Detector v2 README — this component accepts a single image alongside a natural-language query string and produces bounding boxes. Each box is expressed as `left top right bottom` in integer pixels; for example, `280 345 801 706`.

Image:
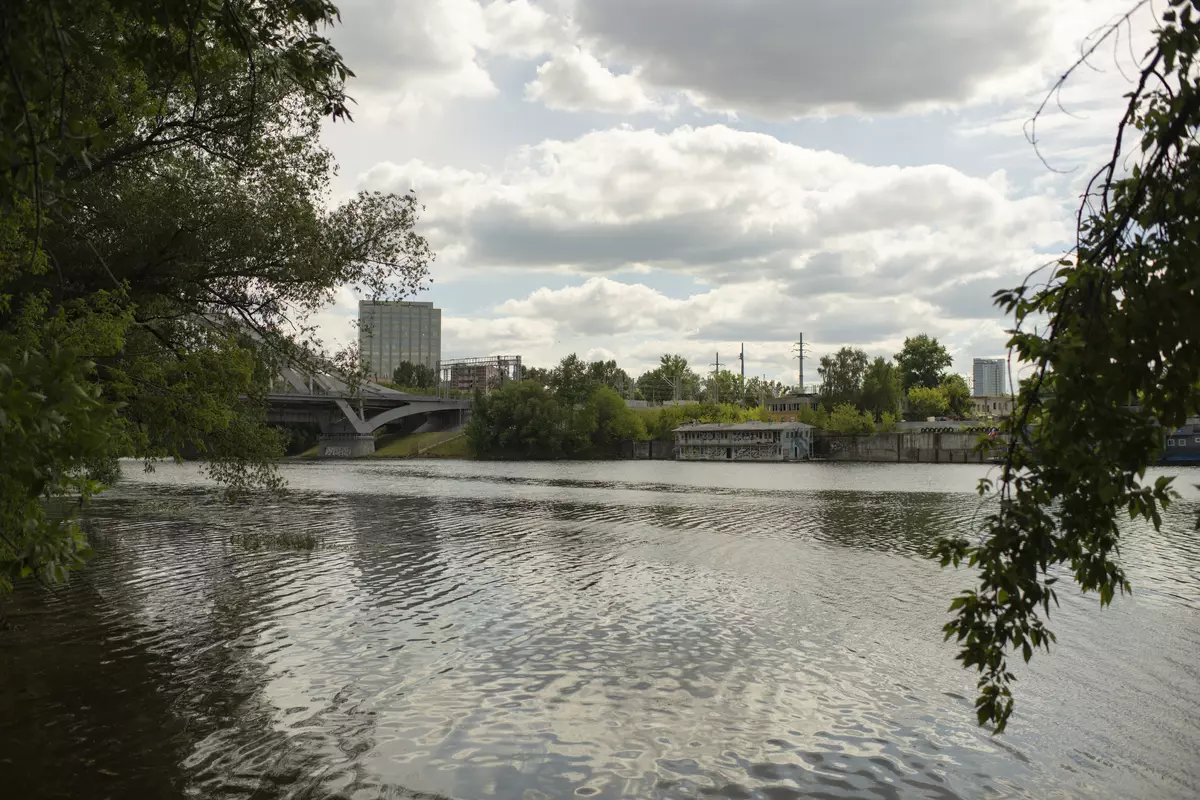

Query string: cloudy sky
314 0 1157 387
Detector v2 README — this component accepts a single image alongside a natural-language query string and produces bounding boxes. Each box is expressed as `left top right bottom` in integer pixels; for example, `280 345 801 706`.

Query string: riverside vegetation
464 348 959 460
0 1 433 596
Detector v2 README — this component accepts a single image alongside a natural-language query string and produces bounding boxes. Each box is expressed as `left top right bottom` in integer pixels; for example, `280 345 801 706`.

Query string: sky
310 0 1159 388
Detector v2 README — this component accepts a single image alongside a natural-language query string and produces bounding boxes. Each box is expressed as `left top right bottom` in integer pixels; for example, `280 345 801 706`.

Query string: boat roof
674 421 813 432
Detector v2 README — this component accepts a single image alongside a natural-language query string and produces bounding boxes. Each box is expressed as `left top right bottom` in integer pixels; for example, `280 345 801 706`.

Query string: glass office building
358 300 442 381
972 358 1006 397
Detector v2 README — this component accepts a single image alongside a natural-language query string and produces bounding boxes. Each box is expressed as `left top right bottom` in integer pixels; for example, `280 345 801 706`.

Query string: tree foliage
860 356 904 420
895 334 953 390
934 1 1200 732
587 359 633 394
825 403 875 435
817 347 869 409
905 386 950 421
939 373 972 418
549 353 592 407
638 402 770 441
744 376 788 407
467 380 647 457
521 365 552 388
706 368 744 404
467 381 576 459
635 353 701 401
1 1 433 596
392 361 436 390
589 386 646 447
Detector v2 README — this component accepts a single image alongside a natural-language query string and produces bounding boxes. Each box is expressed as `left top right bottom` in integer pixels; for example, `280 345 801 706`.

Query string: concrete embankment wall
816 431 1005 463
616 432 1006 462
619 440 676 460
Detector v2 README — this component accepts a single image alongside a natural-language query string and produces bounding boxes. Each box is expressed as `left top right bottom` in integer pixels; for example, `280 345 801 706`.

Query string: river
1 460 1198 799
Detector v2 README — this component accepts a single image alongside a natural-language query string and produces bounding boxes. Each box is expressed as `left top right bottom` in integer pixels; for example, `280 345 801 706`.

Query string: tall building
972 358 1006 397
358 300 441 382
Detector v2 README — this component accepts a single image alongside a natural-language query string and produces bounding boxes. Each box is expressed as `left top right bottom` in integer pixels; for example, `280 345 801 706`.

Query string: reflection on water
1 461 1198 799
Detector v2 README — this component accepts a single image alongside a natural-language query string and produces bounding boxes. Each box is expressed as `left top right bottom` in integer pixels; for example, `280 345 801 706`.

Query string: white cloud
525 48 665 114
331 0 497 122
442 315 558 360
482 0 570 58
359 124 1069 288
498 277 683 334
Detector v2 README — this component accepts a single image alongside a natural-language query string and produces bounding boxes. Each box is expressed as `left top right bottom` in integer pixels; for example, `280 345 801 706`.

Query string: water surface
2 460 1198 799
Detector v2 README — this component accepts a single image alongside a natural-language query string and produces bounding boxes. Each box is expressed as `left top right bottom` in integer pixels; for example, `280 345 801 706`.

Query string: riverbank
294 430 469 459
295 429 1005 463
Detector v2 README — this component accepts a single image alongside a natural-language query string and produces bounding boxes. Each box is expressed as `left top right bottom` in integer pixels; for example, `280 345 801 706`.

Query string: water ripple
0 460 1196 799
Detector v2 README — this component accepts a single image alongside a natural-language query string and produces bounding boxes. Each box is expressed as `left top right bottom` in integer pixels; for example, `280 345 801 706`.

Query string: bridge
267 365 470 457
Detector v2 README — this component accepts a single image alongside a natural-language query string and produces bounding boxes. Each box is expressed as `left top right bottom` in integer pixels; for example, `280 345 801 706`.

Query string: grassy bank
372 430 460 457
290 430 469 460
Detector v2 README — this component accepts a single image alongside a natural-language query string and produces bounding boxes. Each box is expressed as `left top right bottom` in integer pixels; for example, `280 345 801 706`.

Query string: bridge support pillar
317 433 375 458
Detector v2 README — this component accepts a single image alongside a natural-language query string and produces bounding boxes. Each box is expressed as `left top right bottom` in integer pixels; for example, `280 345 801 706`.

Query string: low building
764 393 820 422
674 421 813 462
970 395 1015 419
766 393 819 413
1162 416 1200 463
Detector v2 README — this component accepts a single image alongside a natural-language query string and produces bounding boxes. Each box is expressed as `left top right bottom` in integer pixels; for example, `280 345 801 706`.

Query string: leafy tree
522 366 552 387
549 353 593 407
467 381 572 459
660 353 690 381
586 359 633 394
638 402 769 441
744 376 788 407
895 334 953 390
817 347 869 408
706 369 744 404
935 2 1200 732
826 403 875 435
392 361 436 389
940 373 972 418
636 354 701 401
878 411 899 432
795 405 830 429
1 1 431 596
905 386 949 421
1 0 353 214
588 387 646 449
860 357 904 420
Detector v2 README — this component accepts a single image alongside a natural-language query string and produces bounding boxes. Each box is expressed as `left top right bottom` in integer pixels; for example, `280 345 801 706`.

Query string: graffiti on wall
677 445 784 461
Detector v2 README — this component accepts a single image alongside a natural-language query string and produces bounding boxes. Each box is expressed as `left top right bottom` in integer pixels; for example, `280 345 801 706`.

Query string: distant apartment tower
358 300 441 382
972 358 1007 397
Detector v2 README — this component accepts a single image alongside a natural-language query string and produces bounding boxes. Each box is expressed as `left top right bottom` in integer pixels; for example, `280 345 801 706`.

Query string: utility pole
792 333 811 393
711 352 721 404
663 375 680 404
737 343 745 404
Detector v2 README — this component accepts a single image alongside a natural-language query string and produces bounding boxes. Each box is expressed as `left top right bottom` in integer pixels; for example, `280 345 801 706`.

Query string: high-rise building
972 358 1006 397
358 300 441 382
